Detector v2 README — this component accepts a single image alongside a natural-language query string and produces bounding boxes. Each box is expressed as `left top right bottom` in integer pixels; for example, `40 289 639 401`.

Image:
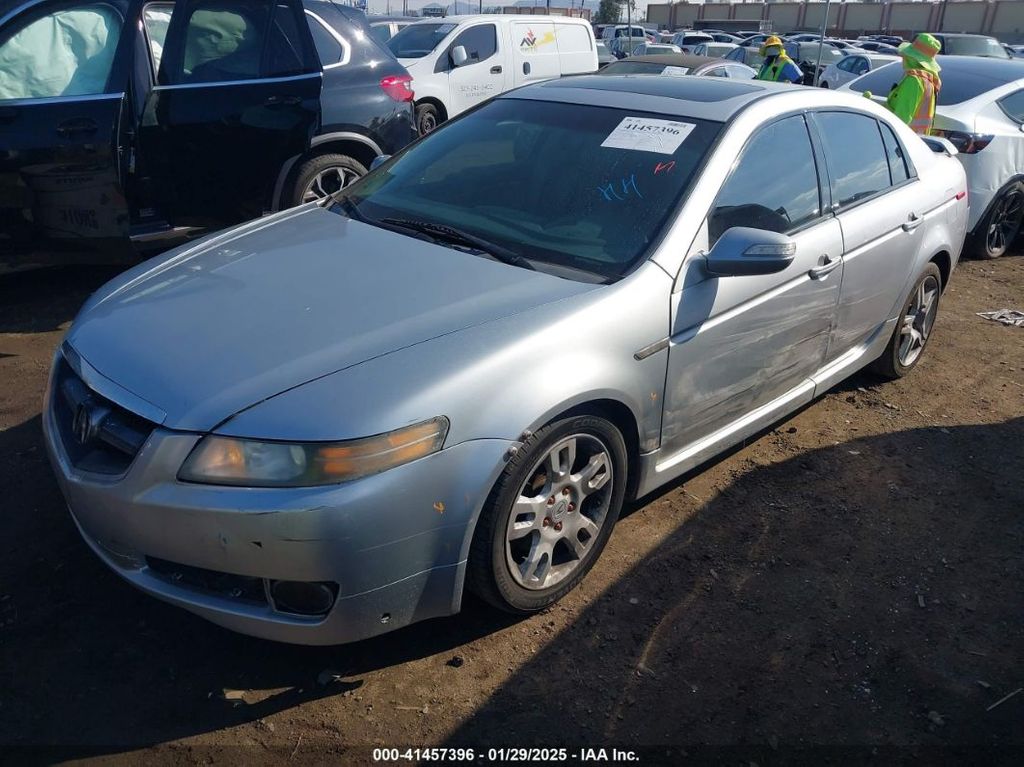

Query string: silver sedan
45 77 969 644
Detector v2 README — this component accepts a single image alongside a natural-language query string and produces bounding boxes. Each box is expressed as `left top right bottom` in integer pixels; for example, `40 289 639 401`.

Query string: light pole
812 0 833 87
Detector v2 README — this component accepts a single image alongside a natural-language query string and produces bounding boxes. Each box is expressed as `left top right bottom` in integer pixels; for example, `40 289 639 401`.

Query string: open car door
0 0 134 269
136 0 321 229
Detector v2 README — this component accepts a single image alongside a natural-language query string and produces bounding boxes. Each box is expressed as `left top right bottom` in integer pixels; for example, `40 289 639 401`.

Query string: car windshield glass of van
332 99 721 282
386 22 453 58
944 36 1009 58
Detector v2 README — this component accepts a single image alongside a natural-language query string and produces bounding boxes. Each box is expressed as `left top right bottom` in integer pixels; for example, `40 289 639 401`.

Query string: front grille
52 358 156 475
146 557 268 606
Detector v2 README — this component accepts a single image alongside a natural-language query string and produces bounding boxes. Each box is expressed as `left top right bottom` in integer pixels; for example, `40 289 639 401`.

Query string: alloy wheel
419 112 437 135
898 274 940 368
301 166 360 203
985 188 1024 257
505 434 614 591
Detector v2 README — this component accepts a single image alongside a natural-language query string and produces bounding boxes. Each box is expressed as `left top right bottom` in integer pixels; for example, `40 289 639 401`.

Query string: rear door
810 111 923 361
136 0 321 229
0 0 133 265
512 20 559 86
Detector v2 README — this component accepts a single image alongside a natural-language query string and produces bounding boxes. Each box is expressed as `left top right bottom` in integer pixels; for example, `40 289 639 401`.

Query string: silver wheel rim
504 434 614 591
986 189 1023 256
898 275 939 367
301 166 360 203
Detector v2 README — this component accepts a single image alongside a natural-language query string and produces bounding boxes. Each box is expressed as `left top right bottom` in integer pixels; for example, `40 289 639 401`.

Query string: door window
264 1 308 77
451 23 496 65
880 122 911 185
708 115 821 246
725 65 753 79
177 0 269 82
852 57 869 75
704 67 728 78
837 57 854 73
143 3 174 72
0 2 122 100
815 112 891 208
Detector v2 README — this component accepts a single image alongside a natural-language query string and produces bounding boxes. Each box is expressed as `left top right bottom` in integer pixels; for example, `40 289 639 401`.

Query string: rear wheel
869 263 942 380
970 182 1024 259
416 103 440 136
286 153 366 207
468 415 627 613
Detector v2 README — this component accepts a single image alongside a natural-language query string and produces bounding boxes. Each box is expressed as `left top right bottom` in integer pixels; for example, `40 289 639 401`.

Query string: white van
601 24 648 41
387 15 598 135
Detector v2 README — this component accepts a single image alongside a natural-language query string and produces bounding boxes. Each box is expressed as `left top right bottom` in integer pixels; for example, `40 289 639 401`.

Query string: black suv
0 0 415 269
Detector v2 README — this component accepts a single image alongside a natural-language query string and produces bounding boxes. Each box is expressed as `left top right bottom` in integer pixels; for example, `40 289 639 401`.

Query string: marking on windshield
598 174 642 201
654 161 675 175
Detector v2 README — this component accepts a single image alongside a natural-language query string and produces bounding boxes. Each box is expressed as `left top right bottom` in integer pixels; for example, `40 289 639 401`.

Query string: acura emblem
72 401 98 445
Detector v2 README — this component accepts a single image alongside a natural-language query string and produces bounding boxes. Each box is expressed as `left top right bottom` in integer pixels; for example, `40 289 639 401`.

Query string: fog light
269 580 338 616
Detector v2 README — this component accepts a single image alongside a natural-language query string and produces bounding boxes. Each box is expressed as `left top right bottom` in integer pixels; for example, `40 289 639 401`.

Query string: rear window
849 61 1018 106
941 36 1009 59
598 61 690 76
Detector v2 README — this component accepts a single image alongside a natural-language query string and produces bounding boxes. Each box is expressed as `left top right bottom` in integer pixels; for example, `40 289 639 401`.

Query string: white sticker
437 23 456 34
600 117 696 155
660 66 689 77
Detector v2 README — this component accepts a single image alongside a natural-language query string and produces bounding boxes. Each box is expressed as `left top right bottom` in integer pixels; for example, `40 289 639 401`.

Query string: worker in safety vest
887 33 942 135
756 36 803 84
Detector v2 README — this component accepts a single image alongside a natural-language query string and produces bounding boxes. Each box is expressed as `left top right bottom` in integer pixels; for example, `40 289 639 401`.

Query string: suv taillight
380 75 414 103
932 130 994 154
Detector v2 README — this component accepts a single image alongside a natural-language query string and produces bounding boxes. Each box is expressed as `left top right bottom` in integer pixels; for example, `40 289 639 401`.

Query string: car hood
67 206 596 431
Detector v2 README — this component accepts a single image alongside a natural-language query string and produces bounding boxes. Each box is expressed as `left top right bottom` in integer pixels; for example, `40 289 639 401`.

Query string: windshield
333 99 722 281
386 22 453 58
616 26 646 38
943 36 1009 59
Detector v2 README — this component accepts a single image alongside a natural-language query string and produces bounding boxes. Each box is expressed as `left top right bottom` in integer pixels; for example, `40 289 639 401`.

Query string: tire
968 181 1024 259
416 103 440 136
868 262 942 380
285 153 367 208
467 414 628 614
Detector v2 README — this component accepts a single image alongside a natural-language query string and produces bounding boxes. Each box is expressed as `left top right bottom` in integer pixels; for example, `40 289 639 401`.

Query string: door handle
523 62 531 75
902 214 922 232
490 65 502 74
56 118 98 137
809 254 841 279
263 95 302 107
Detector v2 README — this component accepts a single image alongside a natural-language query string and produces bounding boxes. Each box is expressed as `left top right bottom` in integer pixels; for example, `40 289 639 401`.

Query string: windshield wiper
381 218 536 271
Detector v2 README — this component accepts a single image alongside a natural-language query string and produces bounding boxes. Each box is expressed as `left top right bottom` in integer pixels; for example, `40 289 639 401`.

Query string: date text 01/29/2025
371 747 641 762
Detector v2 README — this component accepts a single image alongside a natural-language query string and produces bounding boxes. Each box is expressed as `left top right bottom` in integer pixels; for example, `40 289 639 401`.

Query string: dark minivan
0 0 415 270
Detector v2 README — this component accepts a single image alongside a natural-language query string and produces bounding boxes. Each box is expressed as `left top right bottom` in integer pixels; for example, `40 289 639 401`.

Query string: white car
692 42 740 59
846 55 1024 258
820 53 899 89
631 43 682 57
387 15 598 135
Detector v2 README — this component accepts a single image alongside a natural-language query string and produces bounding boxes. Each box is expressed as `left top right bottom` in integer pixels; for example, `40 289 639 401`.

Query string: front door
445 22 502 118
0 0 134 267
661 114 844 456
135 0 321 229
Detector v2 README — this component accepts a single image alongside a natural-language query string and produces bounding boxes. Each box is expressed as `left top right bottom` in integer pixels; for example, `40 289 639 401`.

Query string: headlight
178 417 449 487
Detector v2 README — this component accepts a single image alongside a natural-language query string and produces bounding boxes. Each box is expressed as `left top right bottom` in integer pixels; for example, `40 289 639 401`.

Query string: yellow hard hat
759 36 785 55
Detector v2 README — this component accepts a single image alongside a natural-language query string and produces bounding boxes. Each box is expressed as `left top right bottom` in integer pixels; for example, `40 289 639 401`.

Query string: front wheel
416 103 440 136
970 182 1024 259
467 415 628 614
869 263 942 380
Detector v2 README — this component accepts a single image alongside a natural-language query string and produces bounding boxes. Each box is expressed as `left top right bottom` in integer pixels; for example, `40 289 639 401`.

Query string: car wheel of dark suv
287 153 367 207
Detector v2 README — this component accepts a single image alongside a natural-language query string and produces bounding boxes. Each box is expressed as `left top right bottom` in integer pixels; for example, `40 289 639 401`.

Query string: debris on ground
977 309 1024 327
986 687 1022 712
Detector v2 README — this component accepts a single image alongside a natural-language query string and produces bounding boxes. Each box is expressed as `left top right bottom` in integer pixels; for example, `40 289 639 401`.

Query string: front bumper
42 361 511 645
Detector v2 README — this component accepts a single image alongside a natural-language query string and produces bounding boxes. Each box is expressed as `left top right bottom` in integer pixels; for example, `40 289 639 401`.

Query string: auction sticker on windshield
600 117 696 155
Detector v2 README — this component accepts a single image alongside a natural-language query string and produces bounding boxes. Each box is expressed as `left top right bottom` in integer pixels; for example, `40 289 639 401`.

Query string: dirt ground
0 252 1021 764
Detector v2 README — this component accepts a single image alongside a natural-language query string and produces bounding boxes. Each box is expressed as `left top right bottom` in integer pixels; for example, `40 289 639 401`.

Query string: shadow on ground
0 266 121 334
444 417 1024 750
1 406 1021 753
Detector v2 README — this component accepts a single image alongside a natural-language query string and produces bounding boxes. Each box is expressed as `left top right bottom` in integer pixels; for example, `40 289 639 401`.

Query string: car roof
503 74 795 122
622 53 726 69
929 54 1024 78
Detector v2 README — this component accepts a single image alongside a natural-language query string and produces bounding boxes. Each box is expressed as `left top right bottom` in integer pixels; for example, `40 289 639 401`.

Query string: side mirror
370 154 391 171
451 45 468 67
704 227 796 277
